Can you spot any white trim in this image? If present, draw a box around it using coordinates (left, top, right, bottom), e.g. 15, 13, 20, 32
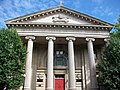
18, 31, 109, 38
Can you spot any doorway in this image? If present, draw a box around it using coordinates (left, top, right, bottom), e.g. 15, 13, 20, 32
55, 75, 65, 90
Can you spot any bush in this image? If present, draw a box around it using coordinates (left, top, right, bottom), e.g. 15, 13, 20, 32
99, 37, 120, 90
0, 29, 26, 89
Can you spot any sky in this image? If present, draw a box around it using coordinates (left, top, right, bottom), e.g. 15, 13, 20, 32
0, 0, 120, 28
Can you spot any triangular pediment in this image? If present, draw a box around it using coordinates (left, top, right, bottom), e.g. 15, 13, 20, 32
29, 13, 91, 25
5, 6, 113, 26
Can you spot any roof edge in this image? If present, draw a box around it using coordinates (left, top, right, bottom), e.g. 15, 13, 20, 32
5, 5, 114, 27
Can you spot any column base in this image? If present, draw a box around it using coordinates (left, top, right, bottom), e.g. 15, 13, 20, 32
46, 88, 54, 90
69, 87, 76, 90
24, 87, 31, 90
91, 87, 99, 90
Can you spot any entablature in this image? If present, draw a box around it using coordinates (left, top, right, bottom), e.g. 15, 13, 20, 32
6, 23, 112, 31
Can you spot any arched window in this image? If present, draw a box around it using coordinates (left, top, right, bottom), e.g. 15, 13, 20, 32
54, 50, 68, 66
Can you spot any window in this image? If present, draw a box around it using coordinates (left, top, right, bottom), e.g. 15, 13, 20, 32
37, 79, 43, 82
76, 79, 82, 82
54, 50, 67, 66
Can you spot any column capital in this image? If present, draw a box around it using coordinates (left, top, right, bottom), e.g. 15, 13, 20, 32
86, 38, 95, 42
104, 38, 110, 42
25, 36, 35, 40
46, 36, 56, 41
66, 37, 76, 41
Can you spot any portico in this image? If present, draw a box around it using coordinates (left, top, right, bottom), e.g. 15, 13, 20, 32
5, 5, 113, 90
23, 36, 105, 90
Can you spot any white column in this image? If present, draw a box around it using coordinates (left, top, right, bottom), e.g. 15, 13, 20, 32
24, 36, 35, 90
86, 38, 98, 90
66, 37, 76, 90
46, 37, 56, 90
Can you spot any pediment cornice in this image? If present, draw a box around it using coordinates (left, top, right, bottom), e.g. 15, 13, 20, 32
6, 22, 112, 31
5, 6, 113, 27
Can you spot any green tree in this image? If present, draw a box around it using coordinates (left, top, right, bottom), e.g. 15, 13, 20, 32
99, 16, 120, 90
99, 37, 120, 90
112, 16, 120, 38
0, 29, 26, 89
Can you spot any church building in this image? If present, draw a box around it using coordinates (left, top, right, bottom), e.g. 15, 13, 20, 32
5, 4, 113, 90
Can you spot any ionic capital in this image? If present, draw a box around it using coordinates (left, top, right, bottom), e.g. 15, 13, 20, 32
66, 37, 76, 41
46, 36, 56, 41
86, 38, 95, 42
25, 36, 35, 40
104, 38, 110, 42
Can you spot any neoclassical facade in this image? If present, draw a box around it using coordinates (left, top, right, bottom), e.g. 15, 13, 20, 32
5, 5, 113, 90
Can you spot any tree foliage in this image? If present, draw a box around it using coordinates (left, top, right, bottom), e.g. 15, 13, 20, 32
99, 16, 120, 90
112, 16, 120, 38
99, 37, 120, 90
0, 29, 26, 89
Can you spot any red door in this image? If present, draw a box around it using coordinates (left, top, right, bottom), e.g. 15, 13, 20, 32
55, 75, 65, 90
55, 79, 65, 90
